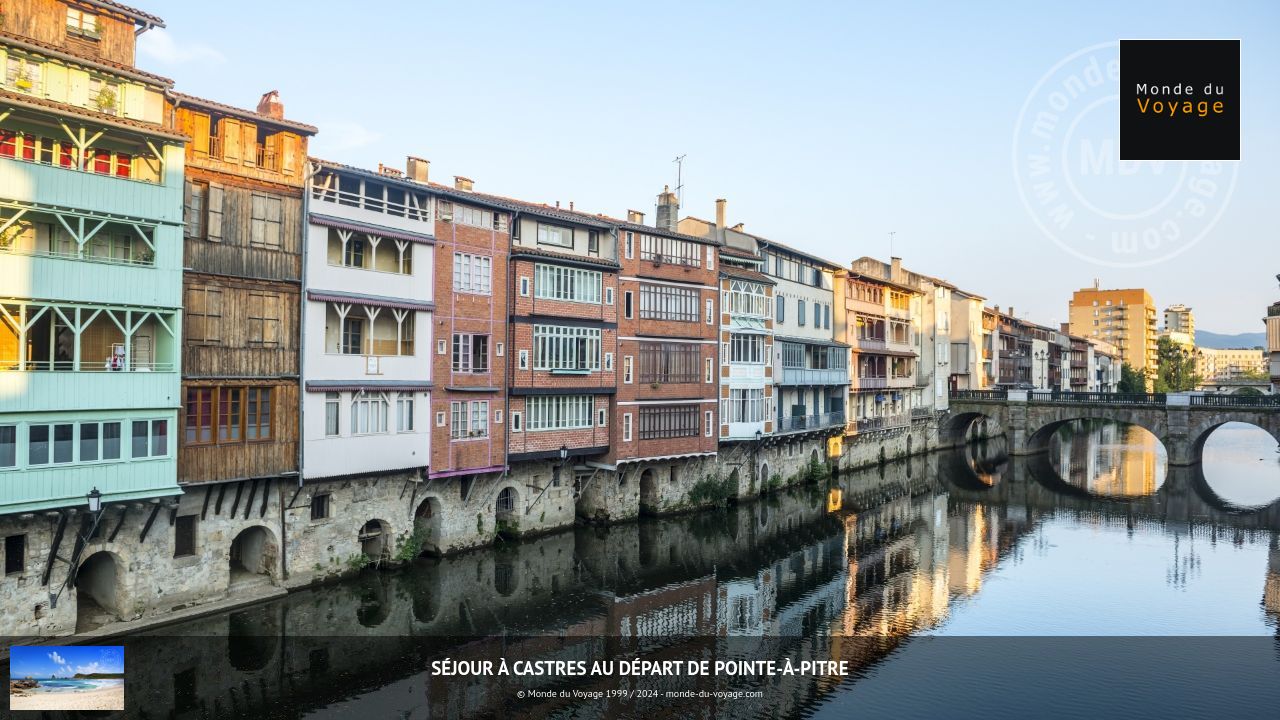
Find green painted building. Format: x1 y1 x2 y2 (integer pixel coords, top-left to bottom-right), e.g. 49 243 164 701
0 0 185 515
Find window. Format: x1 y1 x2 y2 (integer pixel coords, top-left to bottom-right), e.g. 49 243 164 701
351 393 389 435
518 349 529 370
186 287 223 344
537 224 572 248
639 342 700 383
776 295 786 323
185 180 207 239
435 411 446 427
598 408 607 427
28 425 49 465
624 232 634 259
66 8 99 38
310 493 330 520
640 284 698 322
453 253 492 294
706 298 714 324
494 409 503 424
174 516 196 558
729 334 765 364
705 410 714 436
798 300 806 326
246 388 272 440
519 277 530 296
129 419 168 458
535 264 602 303
396 393 414 432
723 389 768 423
103 422 121 459
534 326 600 371
247 293 281 347
342 236 366 268
624 291 633 319
510 412 523 432
217 387 243 442
723 280 768 316
325 392 340 436
623 355 633 383
340 316 364 354
588 230 599 254
452 334 490 373
622 413 632 442
450 401 489 438
250 194 283 248
705 357 714 383
706 245 715 271
185 388 214 445
605 287 614 305
4 534 23 574
639 405 700 439
640 233 700 267
454 205 494 229
604 352 614 371
0 426 15 468
527 395 593 431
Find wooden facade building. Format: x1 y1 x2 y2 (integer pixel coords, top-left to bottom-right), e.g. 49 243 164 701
172 91 316 487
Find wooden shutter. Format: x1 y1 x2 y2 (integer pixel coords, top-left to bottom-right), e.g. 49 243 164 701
241 123 258 166
207 183 224 241
280 133 298 176
220 118 241 162
191 112 211 155
249 193 265 246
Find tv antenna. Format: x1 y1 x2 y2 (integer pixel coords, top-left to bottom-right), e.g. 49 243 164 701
888 231 896 257
673 154 686 206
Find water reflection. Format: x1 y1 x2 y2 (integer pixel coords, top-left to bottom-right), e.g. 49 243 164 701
69 424 1280 719
1049 419 1167 497
1202 422 1280 508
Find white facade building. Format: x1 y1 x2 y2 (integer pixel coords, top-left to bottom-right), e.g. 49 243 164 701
302 161 435 479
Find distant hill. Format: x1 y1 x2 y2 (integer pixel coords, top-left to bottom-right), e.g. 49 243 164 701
1196 330 1266 349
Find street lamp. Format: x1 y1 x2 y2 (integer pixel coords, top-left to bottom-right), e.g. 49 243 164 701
558 445 569 463
87 487 102 514
49 488 105 610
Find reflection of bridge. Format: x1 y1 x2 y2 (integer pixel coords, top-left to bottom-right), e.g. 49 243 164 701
945 390 1280 466
941 443 1280 532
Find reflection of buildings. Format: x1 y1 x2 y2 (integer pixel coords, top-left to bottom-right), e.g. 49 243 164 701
1052 421 1164 497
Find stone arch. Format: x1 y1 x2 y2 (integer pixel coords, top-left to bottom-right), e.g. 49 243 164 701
229 524 278 586
639 468 659 515
359 519 392 563
809 448 820 468
414 496 443 555
226 606 280 672
75 550 127 632
494 555 519 597
941 411 1002 445
1187 416 1280 467
1022 408 1169 457
758 461 771 487
355 574 391 628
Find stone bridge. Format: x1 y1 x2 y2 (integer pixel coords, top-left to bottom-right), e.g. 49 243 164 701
943 390 1280 466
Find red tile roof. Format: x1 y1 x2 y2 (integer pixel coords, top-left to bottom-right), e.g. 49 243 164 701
169 91 318 135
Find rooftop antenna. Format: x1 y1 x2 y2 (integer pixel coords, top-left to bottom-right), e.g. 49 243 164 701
673 154 686 207
888 231 896 257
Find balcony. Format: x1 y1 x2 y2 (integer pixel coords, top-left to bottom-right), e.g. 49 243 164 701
0 157 182 222
0 369 180 413
847 414 911 434
727 363 767 381
852 376 887 390
778 366 849 386
777 412 845 433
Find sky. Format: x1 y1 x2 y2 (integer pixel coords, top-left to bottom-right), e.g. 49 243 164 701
136 1 1280 333
9 645 124 678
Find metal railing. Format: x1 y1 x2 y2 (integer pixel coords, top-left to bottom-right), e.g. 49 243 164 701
1027 391 1166 404
1190 394 1280 408
848 414 911 433
950 389 1007 400
777 412 845 433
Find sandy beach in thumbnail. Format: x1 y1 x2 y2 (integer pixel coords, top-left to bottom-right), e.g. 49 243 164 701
10 683 125 711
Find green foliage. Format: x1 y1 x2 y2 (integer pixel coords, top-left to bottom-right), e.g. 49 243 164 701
1117 363 1148 393
764 473 783 493
802 457 830 483
1153 337 1201 393
687 473 736 507
345 553 371 571
393 527 429 563
495 516 520 539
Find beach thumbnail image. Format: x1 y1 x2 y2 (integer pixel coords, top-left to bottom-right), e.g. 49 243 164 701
8 645 125 711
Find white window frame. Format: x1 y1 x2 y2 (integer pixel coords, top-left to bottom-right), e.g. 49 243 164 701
533 325 601 372
396 393 414 432
526 395 594 431
511 411 523 432
453 252 492 294
351 392 390 435
705 410 714 436
622 413 633 442
705 357 714 383
534 264 602 304
450 400 489 439
623 355 633 384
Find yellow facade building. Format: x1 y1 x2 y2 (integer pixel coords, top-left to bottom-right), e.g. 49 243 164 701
1068 285 1158 374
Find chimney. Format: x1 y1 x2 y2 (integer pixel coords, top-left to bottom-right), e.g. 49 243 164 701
715 198 727 228
406 156 430 183
569 201 574 211
656 185 679 233
890 256 902 283
1093 278 1101 290
1009 306 1015 318
256 90 284 120
627 209 645 224
454 176 473 191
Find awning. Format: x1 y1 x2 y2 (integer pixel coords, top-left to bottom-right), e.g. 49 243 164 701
309 213 435 245
306 289 435 313
851 348 918 359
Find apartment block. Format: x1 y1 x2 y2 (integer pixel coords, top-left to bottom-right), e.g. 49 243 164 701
1068 284 1158 375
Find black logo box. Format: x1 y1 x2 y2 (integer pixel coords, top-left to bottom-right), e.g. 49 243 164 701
1120 39 1239 160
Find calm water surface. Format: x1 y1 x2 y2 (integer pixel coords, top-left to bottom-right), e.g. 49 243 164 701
111 420 1280 719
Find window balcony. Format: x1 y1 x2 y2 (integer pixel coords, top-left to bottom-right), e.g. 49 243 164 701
777 411 845 433
778 366 849 386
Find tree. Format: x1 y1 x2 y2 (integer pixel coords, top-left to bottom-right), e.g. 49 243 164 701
1152 336 1201 393
1117 362 1147 393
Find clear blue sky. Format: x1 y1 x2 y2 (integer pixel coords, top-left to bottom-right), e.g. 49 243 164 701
9 645 124 678
138 1 1279 333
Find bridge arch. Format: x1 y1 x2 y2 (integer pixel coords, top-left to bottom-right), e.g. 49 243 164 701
1021 406 1171 457
1187 417 1280 467
941 410 1005 446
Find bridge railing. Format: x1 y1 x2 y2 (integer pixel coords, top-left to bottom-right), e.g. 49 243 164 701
1027 390 1167 404
1190 394 1280 408
950 389 1007 401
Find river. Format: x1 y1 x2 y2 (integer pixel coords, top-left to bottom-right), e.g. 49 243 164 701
104 421 1280 718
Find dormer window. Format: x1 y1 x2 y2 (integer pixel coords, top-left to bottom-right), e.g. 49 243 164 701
66 7 100 40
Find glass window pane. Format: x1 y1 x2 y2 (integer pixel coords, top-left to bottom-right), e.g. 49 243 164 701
132 420 148 458
29 425 49 465
152 420 168 456
79 423 99 462
53 424 73 463
102 422 121 460
0 426 16 467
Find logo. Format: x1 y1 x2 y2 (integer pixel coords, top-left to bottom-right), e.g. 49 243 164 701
1120 39 1240 160
1013 42 1238 268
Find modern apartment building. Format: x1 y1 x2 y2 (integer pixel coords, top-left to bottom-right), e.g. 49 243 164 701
1163 304 1195 345
0 0 185 633
1068 284 1158 375
171 90 315 596
1196 347 1266 381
